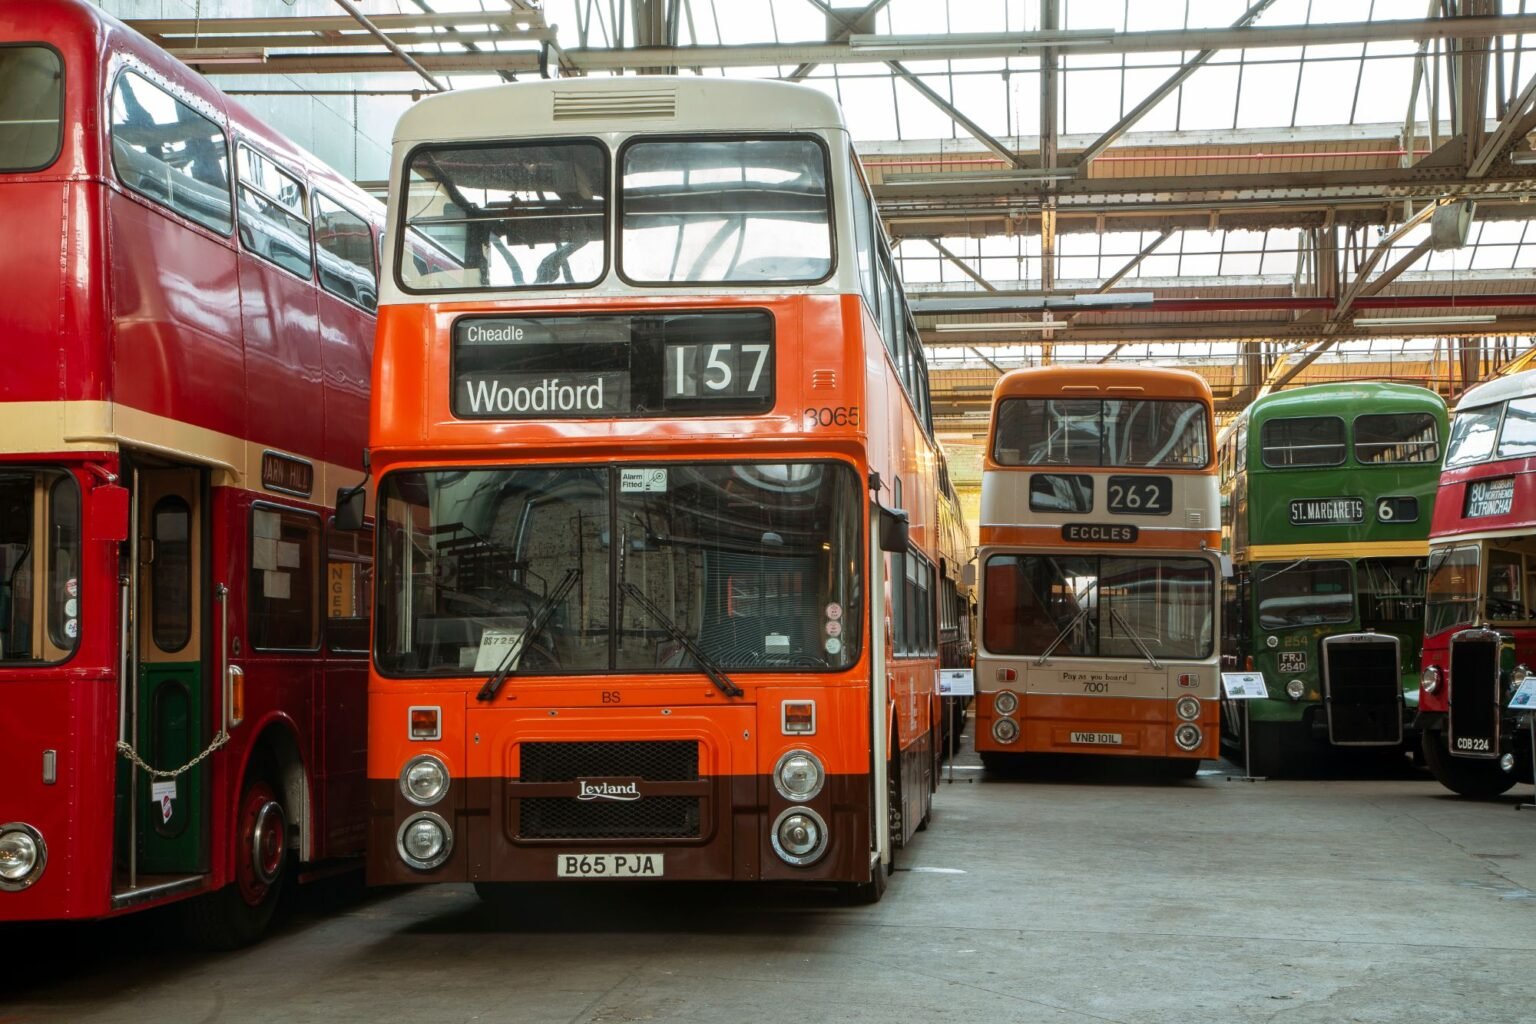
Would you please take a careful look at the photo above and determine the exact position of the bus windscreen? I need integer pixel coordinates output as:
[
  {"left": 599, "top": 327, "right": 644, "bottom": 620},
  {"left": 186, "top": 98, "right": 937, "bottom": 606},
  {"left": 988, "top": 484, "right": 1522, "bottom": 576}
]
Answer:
[
  {"left": 399, "top": 140, "right": 607, "bottom": 292},
  {"left": 993, "top": 398, "right": 1209, "bottom": 468},
  {"left": 376, "top": 461, "right": 861, "bottom": 676},
  {"left": 0, "top": 46, "right": 63, "bottom": 173}
]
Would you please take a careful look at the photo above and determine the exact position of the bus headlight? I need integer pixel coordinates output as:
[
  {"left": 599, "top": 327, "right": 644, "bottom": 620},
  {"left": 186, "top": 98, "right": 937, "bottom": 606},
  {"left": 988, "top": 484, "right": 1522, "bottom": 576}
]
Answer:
[
  {"left": 400, "top": 755, "right": 450, "bottom": 806},
  {"left": 0, "top": 823, "right": 46, "bottom": 891},
  {"left": 1175, "top": 696, "right": 1201, "bottom": 721},
  {"left": 770, "top": 807, "right": 828, "bottom": 866},
  {"left": 1422, "top": 665, "right": 1441, "bottom": 695},
  {"left": 991, "top": 717, "right": 1020, "bottom": 744},
  {"left": 1174, "top": 723, "right": 1203, "bottom": 751},
  {"left": 993, "top": 690, "right": 1019, "bottom": 716},
  {"left": 1514, "top": 664, "right": 1530, "bottom": 686},
  {"left": 1285, "top": 679, "right": 1306, "bottom": 702},
  {"left": 774, "top": 750, "right": 825, "bottom": 801},
  {"left": 397, "top": 812, "right": 453, "bottom": 870}
]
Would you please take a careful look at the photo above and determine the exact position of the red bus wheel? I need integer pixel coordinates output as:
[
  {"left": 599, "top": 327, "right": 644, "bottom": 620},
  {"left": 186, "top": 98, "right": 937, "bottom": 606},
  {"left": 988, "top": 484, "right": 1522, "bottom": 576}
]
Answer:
[{"left": 184, "top": 775, "right": 290, "bottom": 949}]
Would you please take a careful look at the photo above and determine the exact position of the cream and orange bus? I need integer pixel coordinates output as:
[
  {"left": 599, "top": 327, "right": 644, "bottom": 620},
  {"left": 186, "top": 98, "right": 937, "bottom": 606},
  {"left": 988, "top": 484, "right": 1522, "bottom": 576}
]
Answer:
[
  {"left": 974, "top": 366, "right": 1222, "bottom": 776},
  {"left": 347, "top": 77, "right": 956, "bottom": 903}
]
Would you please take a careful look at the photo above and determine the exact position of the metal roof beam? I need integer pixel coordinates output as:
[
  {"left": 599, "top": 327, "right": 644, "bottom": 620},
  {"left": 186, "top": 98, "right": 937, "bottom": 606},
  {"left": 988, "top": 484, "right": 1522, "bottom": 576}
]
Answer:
[
  {"left": 1469, "top": 71, "right": 1536, "bottom": 177},
  {"left": 886, "top": 61, "right": 1030, "bottom": 171},
  {"left": 331, "top": 0, "right": 445, "bottom": 92},
  {"left": 130, "top": 12, "right": 538, "bottom": 36},
  {"left": 927, "top": 240, "right": 998, "bottom": 291},
  {"left": 1072, "top": 0, "right": 1277, "bottom": 171},
  {"left": 789, "top": 0, "right": 893, "bottom": 81},
  {"left": 174, "top": 13, "right": 1536, "bottom": 76}
]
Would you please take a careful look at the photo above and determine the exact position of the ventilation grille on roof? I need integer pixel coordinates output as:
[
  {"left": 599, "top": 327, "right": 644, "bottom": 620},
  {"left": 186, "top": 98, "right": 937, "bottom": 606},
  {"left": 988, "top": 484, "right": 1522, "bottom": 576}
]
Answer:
[{"left": 552, "top": 89, "right": 677, "bottom": 121}]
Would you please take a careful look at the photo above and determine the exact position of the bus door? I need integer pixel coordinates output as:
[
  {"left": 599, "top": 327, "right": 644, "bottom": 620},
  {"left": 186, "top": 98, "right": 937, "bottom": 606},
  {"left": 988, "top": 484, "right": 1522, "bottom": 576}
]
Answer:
[{"left": 130, "top": 466, "right": 210, "bottom": 877}]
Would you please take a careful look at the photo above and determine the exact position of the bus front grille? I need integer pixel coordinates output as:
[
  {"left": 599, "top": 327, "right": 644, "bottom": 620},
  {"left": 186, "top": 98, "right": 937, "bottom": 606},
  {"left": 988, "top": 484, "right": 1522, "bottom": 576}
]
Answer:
[
  {"left": 1448, "top": 630, "right": 1501, "bottom": 759},
  {"left": 1322, "top": 634, "right": 1402, "bottom": 746},
  {"left": 512, "top": 740, "right": 706, "bottom": 841}
]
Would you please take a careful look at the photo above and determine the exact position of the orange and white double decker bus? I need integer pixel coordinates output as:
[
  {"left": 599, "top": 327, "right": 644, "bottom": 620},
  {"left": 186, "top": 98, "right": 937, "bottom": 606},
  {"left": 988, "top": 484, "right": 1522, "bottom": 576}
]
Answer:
[
  {"left": 974, "top": 367, "right": 1222, "bottom": 776},
  {"left": 352, "top": 76, "right": 953, "bottom": 903}
]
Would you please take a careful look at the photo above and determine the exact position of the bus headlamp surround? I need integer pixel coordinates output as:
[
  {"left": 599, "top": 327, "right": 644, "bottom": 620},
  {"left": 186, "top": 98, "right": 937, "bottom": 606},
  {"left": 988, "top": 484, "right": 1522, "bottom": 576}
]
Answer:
[
  {"left": 992, "top": 689, "right": 1019, "bottom": 716},
  {"left": 773, "top": 750, "right": 825, "bottom": 801},
  {"left": 397, "top": 811, "right": 453, "bottom": 870},
  {"left": 1175, "top": 696, "right": 1201, "bottom": 721},
  {"left": 0, "top": 823, "right": 46, "bottom": 891},
  {"left": 400, "top": 755, "right": 450, "bottom": 806},
  {"left": 1285, "top": 678, "right": 1306, "bottom": 701},
  {"left": 1422, "top": 664, "right": 1441, "bottom": 695},
  {"left": 1173, "top": 723, "right": 1203, "bottom": 752},
  {"left": 771, "top": 807, "right": 829, "bottom": 866}
]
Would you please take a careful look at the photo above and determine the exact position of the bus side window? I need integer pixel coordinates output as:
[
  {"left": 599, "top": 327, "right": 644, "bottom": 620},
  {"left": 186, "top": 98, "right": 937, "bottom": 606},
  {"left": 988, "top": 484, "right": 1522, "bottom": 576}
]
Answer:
[
  {"left": 326, "top": 522, "right": 373, "bottom": 652},
  {"left": 236, "top": 144, "right": 314, "bottom": 280},
  {"left": 251, "top": 506, "right": 321, "bottom": 652},
  {"left": 109, "top": 70, "right": 234, "bottom": 235},
  {"left": 314, "top": 191, "right": 379, "bottom": 311},
  {"left": 848, "top": 149, "right": 878, "bottom": 318}
]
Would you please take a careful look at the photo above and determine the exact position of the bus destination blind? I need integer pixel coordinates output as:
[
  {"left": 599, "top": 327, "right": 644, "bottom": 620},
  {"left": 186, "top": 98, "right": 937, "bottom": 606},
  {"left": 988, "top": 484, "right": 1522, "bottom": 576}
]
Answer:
[{"left": 452, "top": 310, "right": 774, "bottom": 419}]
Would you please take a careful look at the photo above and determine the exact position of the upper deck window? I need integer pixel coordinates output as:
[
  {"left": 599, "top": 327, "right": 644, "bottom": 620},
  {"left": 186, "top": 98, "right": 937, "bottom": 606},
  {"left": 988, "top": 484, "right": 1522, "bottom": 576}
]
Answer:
[
  {"left": 1353, "top": 412, "right": 1439, "bottom": 464},
  {"left": 620, "top": 137, "right": 832, "bottom": 284},
  {"left": 0, "top": 46, "right": 63, "bottom": 173},
  {"left": 1444, "top": 404, "right": 1502, "bottom": 467},
  {"left": 993, "top": 398, "right": 1209, "bottom": 468},
  {"left": 399, "top": 140, "right": 607, "bottom": 292},
  {"left": 236, "top": 146, "right": 312, "bottom": 279},
  {"left": 1260, "top": 416, "right": 1345, "bottom": 468},
  {"left": 110, "top": 71, "right": 232, "bottom": 235},
  {"left": 1495, "top": 397, "right": 1536, "bottom": 459},
  {"left": 314, "top": 191, "right": 377, "bottom": 311}
]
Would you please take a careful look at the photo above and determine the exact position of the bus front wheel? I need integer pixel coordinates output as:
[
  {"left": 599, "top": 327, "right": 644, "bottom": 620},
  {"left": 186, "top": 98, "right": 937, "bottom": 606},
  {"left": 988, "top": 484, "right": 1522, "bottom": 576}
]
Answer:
[
  {"left": 184, "top": 774, "right": 289, "bottom": 949},
  {"left": 1422, "top": 730, "right": 1519, "bottom": 798}
]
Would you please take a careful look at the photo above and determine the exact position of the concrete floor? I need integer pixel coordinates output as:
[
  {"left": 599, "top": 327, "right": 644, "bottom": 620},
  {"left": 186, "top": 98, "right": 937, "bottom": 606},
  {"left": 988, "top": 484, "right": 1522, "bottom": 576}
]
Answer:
[{"left": 6, "top": 749, "right": 1536, "bottom": 1024}]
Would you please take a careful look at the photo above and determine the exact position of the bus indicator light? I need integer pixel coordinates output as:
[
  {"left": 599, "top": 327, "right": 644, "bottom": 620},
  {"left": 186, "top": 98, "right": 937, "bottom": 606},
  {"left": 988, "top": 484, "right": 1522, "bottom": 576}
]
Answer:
[
  {"left": 782, "top": 700, "right": 816, "bottom": 735},
  {"left": 1178, "top": 673, "right": 1197, "bottom": 688},
  {"left": 996, "top": 668, "right": 1016, "bottom": 682},
  {"left": 409, "top": 707, "right": 442, "bottom": 741}
]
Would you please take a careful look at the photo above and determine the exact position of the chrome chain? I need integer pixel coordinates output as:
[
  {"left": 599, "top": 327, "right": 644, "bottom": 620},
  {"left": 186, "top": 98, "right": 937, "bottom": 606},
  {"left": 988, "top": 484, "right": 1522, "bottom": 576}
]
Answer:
[{"left": 116, "top": 727, "right": 229, "bottom": 780}]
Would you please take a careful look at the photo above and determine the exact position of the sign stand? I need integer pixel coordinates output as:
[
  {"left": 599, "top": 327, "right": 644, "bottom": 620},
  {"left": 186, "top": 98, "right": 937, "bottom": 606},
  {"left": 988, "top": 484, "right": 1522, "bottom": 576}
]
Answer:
[
  {"left": 1511, "top": 679, "right": 1536, "bottom": 813},
  {"left": 1519, "top": 716, "right": 1536, "bottom": 813},
  {"left": 1222, "top": 672, "right": 1270, "bottom": 782},
  {"left": 938, "top": 668, "right": 975, "bottom": 785}
]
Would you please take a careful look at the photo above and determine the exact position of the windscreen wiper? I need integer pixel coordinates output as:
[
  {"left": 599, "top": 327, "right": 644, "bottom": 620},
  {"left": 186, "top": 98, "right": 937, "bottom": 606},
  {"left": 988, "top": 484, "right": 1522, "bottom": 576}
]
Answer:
[
  {"left": 1034, "top": 581, "right": 1097, "bottom": 666},
  {"left": 1109, "top": 607, "right": 1162, "bottom": 670},
  {"left": 476, "top": 569, "right": 578, "bottom": 702},
  {"left": 620, "top": 581, "right": 743, "bottom": 698}
]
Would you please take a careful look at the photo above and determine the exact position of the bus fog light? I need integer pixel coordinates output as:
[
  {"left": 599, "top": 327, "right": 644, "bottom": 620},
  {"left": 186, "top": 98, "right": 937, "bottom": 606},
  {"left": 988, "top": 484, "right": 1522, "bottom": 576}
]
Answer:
[
  {"left": 774, "top": 750, "right": 825, "bottom": 801},
  {"left": 1285, "top": 679, "right": 1306, "bottom": 702},
  {"left": 1175, "top": 696, "right": 1201, "bottom": 721},
  {"left": 771, "top": 807, "right": 828, "bottom": 866},
  {"left": 401, "top": 755, "right": 450, "bottom": 806},
  {"left": 1174, "top": 723, "right": 1202, "bottom": 751},
  {"left": 991, "top": 717, "right": 1020, "bottom": 744},
  {"left": 397, "top": 812, "right": 452, "bottom": 870},
  {"left": 0, "top": 823, "right": 47, "bottom": 890},
  {"left": 1500, "top": 753, "right": 1516, "bottom": 773},
  {"left": 993, "top": 689, "right": 1019, "bottom": 716},
  {"left": 1422, "top": 665, "right": 1441, "bottom": 695}
]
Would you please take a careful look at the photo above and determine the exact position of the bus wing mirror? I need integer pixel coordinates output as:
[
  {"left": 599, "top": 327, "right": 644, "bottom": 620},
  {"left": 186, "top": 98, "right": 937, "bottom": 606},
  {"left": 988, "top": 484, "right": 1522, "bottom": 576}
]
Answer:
[
  {"left": 1220, "top": 554, "right": 1234, "bottom": 578},
  {"left": 334, "top": 487, "right": 366, "bottom": 532},
  {"left": 877, "top": 505, "right": 909, "bottom": 553},
  {"left": 88, "top": 484, "right": 130, "bottom": 543},
  {"left": 962, "top": 564, "right": 977, "bottom": 587}
]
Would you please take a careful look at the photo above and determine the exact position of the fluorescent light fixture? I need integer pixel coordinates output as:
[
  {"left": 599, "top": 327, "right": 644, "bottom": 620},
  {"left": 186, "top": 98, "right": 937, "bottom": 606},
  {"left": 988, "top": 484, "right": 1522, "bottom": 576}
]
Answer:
[
  {"left": 1511, "top": 149, "right": 1536, "bottom": 165},
  {"left": 849, "top": 30, "right": 1116, "bottom": 51},
  {"left": 933, "top": 321, "right": 1060, "bottom": 332},
  {"left": 169, "top": 47, "right": 269, "bottom": 65},
  {"left": 884, "top": 168, "right": 1078, "bottom": 186},
  {"left": 1354, "top": 314, "right": 1496, "bottom": 326}
]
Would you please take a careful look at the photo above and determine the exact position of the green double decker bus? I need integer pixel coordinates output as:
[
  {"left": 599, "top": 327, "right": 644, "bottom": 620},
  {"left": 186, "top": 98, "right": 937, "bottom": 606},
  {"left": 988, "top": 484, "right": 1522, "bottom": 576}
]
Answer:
[{"left": 1218, "top": 382, "right": 1448, "bottom": 774}]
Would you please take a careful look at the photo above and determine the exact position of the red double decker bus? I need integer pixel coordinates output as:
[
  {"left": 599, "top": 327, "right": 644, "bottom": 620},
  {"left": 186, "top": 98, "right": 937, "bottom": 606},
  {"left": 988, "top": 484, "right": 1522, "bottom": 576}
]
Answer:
[
  {"left": 1419, "top": 369, "right": 1536, "bottom": 796},
  {"left": 0, "top": 0, "right": 383, "bottom": 946}
]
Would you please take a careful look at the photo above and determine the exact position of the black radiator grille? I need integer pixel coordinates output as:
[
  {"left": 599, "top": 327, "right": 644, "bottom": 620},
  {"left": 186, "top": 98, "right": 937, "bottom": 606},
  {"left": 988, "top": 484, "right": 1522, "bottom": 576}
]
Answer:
[
  {"left": 519, "top": 797, "right": 701, "bottom": 839},
  {"left": 1324, "top": 638, "right": 1401, "bottom": 745},
  {"left": 518, "top": 741, "right": 699, "bottom": 783},
  {"left": 1449, "top": 634, "right": 1500, "bottom": 755}
]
